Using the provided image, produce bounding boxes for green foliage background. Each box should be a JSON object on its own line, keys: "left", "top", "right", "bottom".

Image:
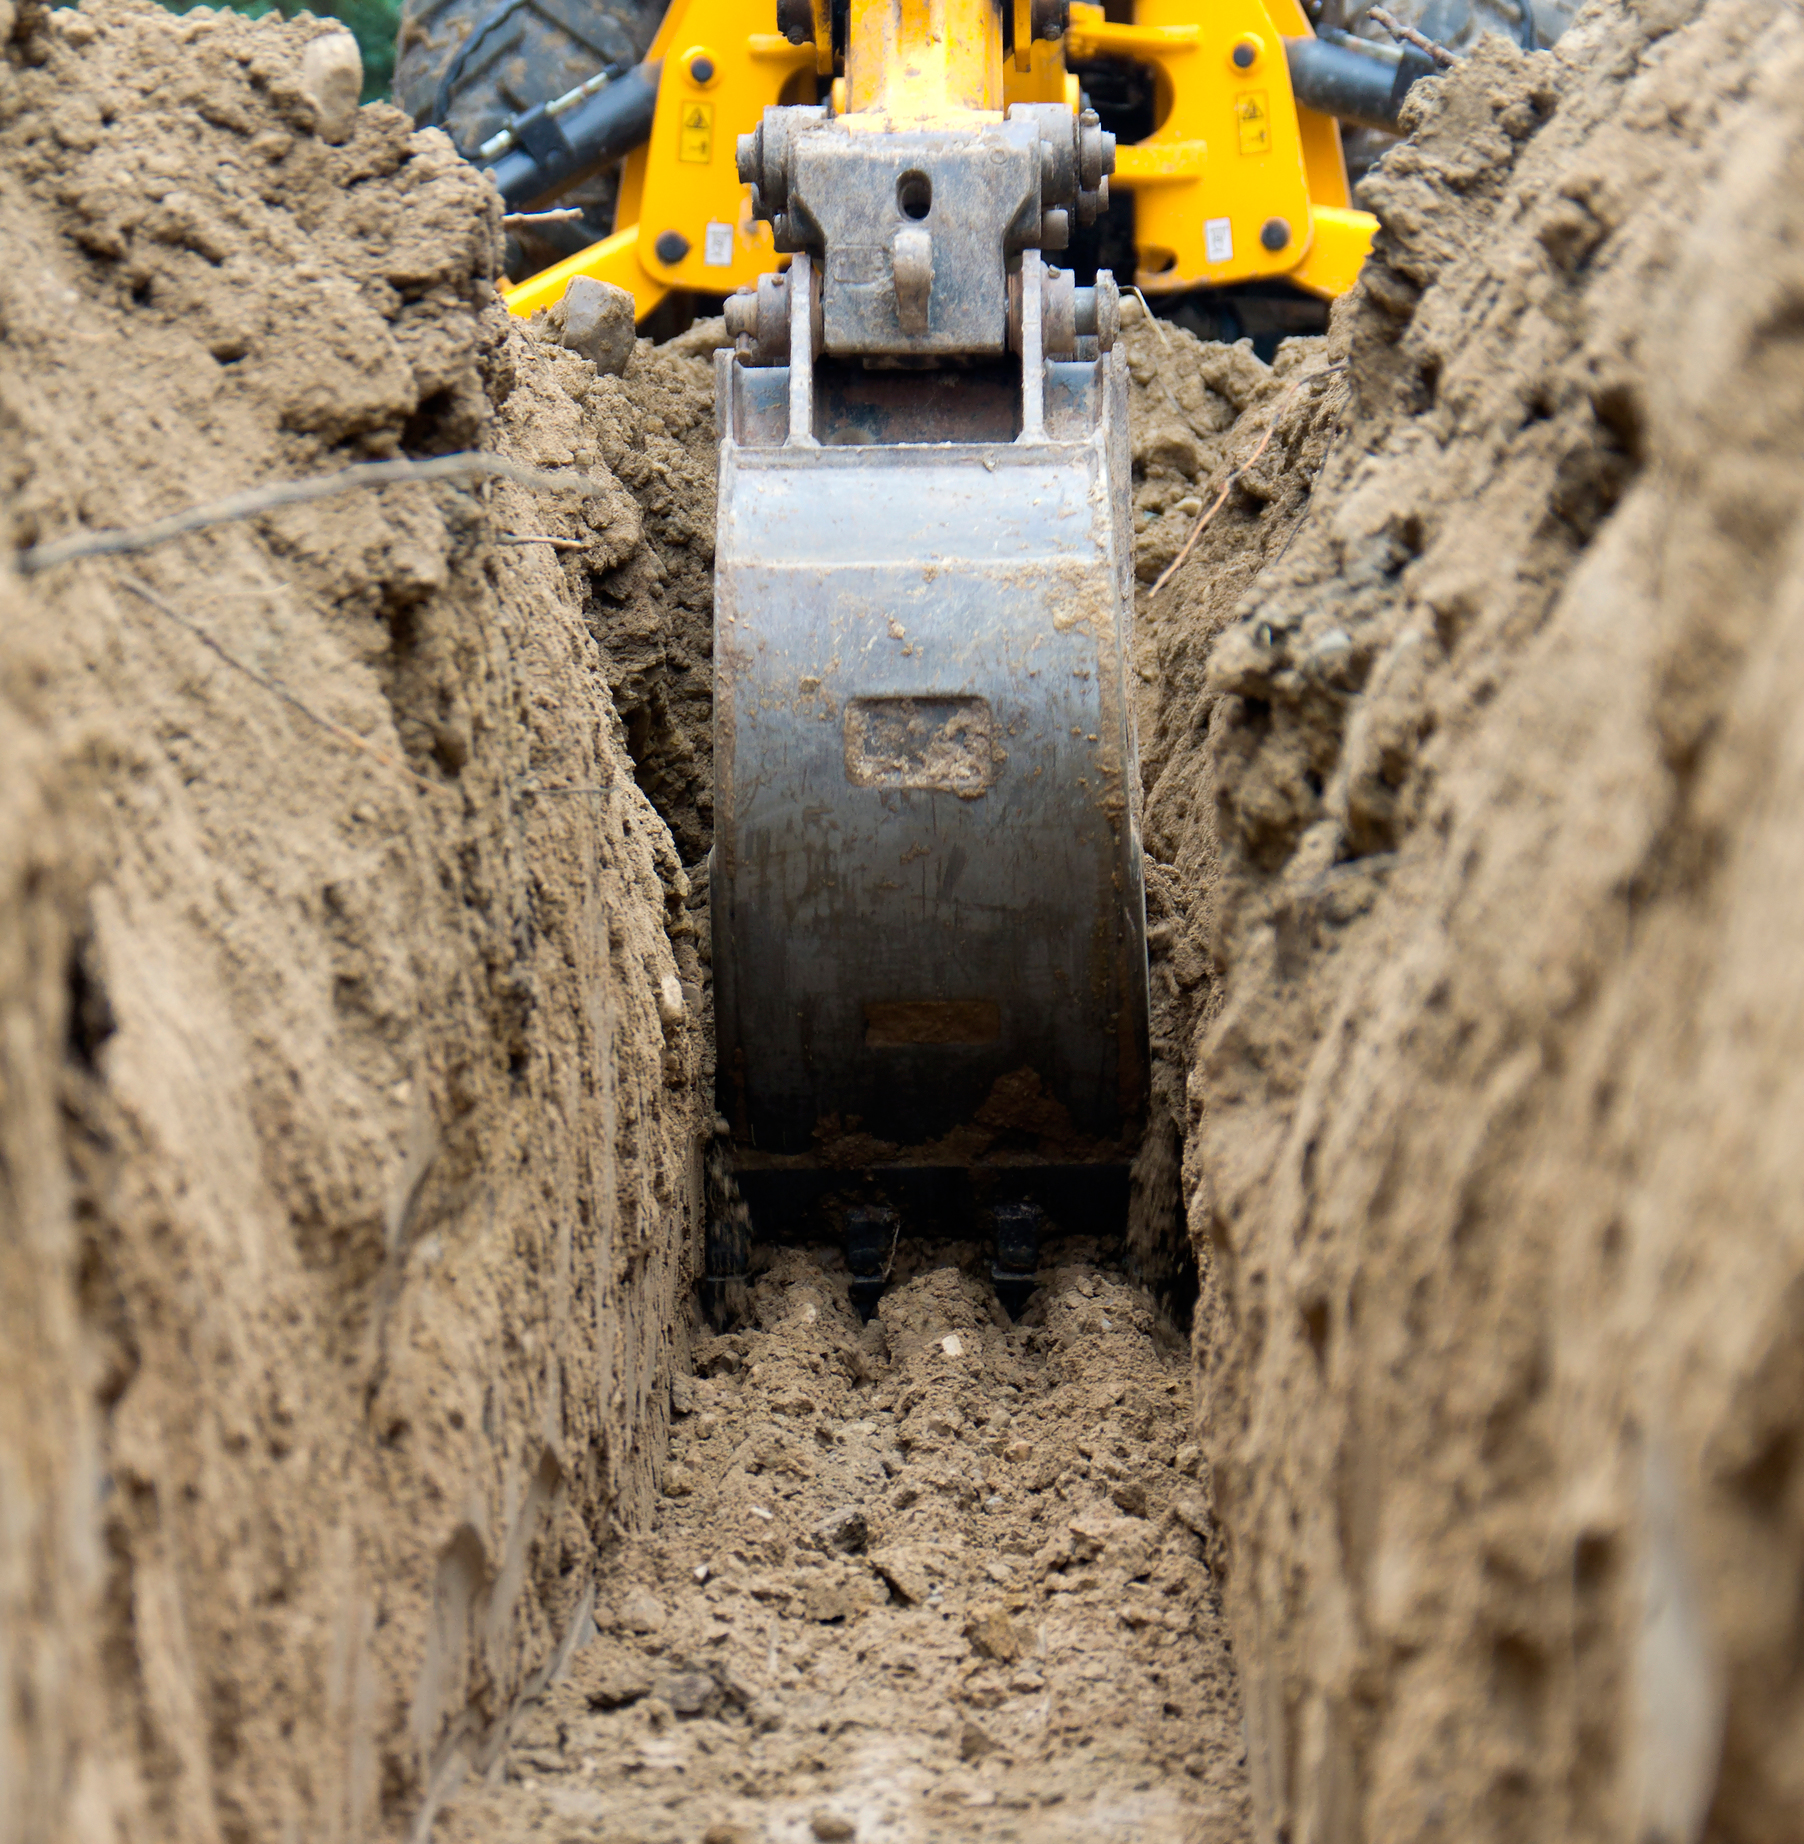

{"left": 153, "top": 0, "right": 402, "bottom": 101}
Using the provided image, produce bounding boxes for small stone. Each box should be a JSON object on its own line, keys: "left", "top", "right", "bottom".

{"left": 702, "top": 1826, "right": 753, "bottom": 1844}
{"left": 1174, "top": 1443, "right": 1202, "bottom": 1478}
{"left": 869, "top": 1547, "right": 930, "bottom": 1606}
{"left": 940, "top": 1333, "right": 965, "bottom": 1357}
{"left": 1109, "top": 1478, "right": 1148, "bottom": 1517}
{"left": 1171, "top": 1492, "right": 1210, "bottom": 1538}
{"left": 813, "top": 1505, "right": 869, "bottom": 1554}
{"left": 809, "top": 1810, "right": 856, "bottom": 1841}
{"left": 656, "top": 970, "right": 685, "bottom": 1027}
{"left": 299, "top": 32, "right": 362, "bottom": 145}
{"left": 662, "top": 1463, "right": 695, "bottom": 1498}
{"left": 619, "top": 1586, "right": 666, "bottom": 1634}
{"left": 670, "top": 1375, "right": 696, "bottom": 1415}
{"left": 556, "top": 276, "right": 637, "bottom": 375}
{"left": 694, "top": 1562, "right": 711, "bottom": 1584}
{"left": 963, "top": 1604, "right": 1024, "bottom": 1663}
{"left": 959, "top": 1720, "right": 1001, "bottom": 1761}
{"left": 571, "top": 1645, "right": 652, "bottom": 1710}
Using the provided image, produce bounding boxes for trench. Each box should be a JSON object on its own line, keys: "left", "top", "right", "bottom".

{"left": 430, "top": 1239, "right": 1247, "bottom": 1844}
{"left": 414, "top": 294, "right": 1264, "bottom": 1840}
{"left": 14, "top": 7, "right": 1804, "bottom": 1838}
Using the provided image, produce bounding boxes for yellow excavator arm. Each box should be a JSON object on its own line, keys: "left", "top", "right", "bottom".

{"left": 499, "top": 0, "right": 1379, "bottom": 322}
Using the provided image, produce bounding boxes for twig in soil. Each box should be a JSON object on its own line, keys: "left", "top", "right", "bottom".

{"left": 502, "top": 533, "right": 587, "bottom": 549}
{"left": 502, "top": 207, "right": 587, "bottom": 226}
{"left": 1365, "top": 7, "right": 1460, "bottom": 65}
{"left": 512, "top": 767, "right": 613, "bottom": 799}
{"left": 14, "top": 453, "right": 603, "bottom": 576}
{"left": 1123, "top": 285, "right": 1173, "bottom": 355}
{"left": 117, "top": 576, "right": 449, "bottom": 797}
{"left": 1150, "top": 364, "right": 1348, "bottom": 597}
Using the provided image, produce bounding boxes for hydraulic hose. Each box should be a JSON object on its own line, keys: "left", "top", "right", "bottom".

{"left": 1284, "top": 35, "right": 1436, "bottom": 134}
{"left": 483, "top": 59, "right": 662, "bottom": 211}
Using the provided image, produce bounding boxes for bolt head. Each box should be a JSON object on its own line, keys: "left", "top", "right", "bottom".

{"left": 689, "top": 54, "right": 715, "bottom": 82}
{"left": 1232, "top": 39, "right": 1256, "bottom": 67}
{"left": 1260, "top": 217, "right": 1291, "bottom": 252}
{"left": 654, "top": 229, "right": 691, "bottom": 265}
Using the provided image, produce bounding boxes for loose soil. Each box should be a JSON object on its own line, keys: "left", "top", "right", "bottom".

{"left": 434, "top": 1243, "right": 1246, "bottom": 1844}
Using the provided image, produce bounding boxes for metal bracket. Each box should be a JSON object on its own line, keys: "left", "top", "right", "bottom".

{"left": 1019, "top": 247, "right": 1045, "bottom": 442}
{"left": 787, "top": 250, "right": 817, "bottom": 446}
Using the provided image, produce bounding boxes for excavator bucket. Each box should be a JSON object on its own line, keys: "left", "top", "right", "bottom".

{"left": 706, "top": 1, "right": 1150, "bottom": 1312}
{"left": 711, "top": 253, "right": 1149, "bottom": 1289}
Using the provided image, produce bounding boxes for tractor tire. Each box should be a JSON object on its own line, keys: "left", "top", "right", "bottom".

{"left": 395, "top": 0, "right": 662, "bottom": 156}
{"left": 395, "top": 0, "right": 664, "bottom": 279}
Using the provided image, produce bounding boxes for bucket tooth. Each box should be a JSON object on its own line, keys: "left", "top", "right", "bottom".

{"left": 845, "top": 1204, "right": 898, "bottom": 1319}
{"left": 702, "top": 1136, "right": 751, "bottom": 1330}
{"left": 992, "top": 1201, "right": 1044, "bottom": 1320}
{"left": 701, "top": 1210, "right": 750, "bottom": 1331}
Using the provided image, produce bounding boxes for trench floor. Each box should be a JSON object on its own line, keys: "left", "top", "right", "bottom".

{"left": 432, "top": 1241, "right": 1249, "bottom": 1844}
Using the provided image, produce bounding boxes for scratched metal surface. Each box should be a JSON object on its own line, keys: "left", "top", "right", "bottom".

{"left": 712, "top": 349, "right": 1148, "bottom": 1158}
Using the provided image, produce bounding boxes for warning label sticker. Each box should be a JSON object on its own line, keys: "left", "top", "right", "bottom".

{"left": 703, "top": 221, "right": 734, "bottom": 267}
{"left": 678, "top": 101, "right": 713, "bottom": 164}
{"left": 1234, "top": 90, "right": 1270, "bottom": 155}
{"left": 1204, "top": 217, "right": 1233, "bottom": 264}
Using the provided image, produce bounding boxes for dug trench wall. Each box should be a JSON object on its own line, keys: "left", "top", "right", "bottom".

{"left": 0, "top": 2, "right": 721, "bottom": 1836}
{"left": 1140, "top": 4, "right": 1804, "bottom": 1840}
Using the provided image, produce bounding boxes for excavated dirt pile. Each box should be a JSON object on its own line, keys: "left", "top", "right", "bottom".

{"left": 0, "top": 2, "right": 721, "bottom": 1835}
{"left": 1135, "top": 3, "right": 1804, "bottom": 1839}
